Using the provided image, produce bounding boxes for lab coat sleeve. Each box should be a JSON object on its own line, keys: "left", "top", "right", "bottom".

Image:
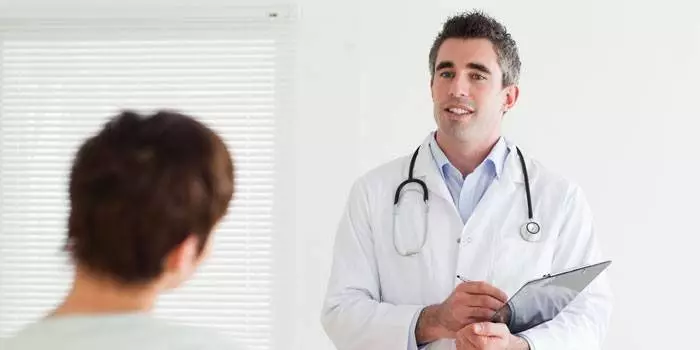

{"left": 518, "top": 185, "right": 614, "bottom": 350}
{"left": 321, "top": 178, "right": 424, "bottom": 350}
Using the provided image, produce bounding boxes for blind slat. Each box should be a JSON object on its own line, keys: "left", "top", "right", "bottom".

{"left": 0, "top": 28, "right": 279, "bottom": 349}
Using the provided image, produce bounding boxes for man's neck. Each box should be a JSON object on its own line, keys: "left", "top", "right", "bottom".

{"left": 50, "top": 267, "right": 160, "bottom": 317}
{"left": 435, "top": 131, "right": 500, "bottom": 176}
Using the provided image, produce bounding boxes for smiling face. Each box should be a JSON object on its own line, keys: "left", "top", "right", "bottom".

{"left": 431, "top": 38, "right": 519, "bottom": 146}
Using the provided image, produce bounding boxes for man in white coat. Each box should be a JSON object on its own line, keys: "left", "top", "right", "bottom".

{"left": 321, "top": 10, "right": 613, "bottom": 350}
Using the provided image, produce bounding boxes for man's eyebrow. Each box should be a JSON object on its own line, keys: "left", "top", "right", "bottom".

{"left": 435, "top": 61, "right": 492, "bottom": 75}
{"left": 466, "top": 62, "right": 492, "bottom": 75}
{"left": 435, "top": 61, "right": 454, "bottom": 71}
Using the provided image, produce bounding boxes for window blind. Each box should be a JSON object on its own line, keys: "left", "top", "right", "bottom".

{"left": 0, "top": 19, "right": 287, "bottom": 350}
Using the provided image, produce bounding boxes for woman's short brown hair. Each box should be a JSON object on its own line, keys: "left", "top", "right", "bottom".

{"left": 66, "top": 110, "right": 234, "bottom": 284}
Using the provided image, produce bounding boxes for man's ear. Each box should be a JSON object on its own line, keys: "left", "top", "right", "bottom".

{"left": 502, "top": 85, "right": 520, "bottom": 114}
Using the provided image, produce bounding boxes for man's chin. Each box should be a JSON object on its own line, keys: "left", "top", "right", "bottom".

{"left": 439, "top": 125, "right": 473, "bottom": 142}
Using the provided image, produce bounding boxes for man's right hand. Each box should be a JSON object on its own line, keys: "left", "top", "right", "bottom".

{"left": 416, "top": 281, "right": 509, "bottom": 345}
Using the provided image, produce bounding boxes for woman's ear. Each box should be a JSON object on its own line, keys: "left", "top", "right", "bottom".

{"left": 166, "top": 235, "right": 200, "bottom": 271}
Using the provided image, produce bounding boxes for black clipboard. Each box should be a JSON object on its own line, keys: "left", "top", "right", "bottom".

{"left": 491, "top": 260, "right": 611, "bottom": 333}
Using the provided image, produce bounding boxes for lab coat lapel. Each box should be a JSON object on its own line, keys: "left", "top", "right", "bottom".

{"left": 455, "top": 142, "right": 525, "bottom": 284}
{"left": 407, "top": 136, "right": 459, "bottom": 297}
{"left": 458, "top": 141, "right": 525, "bottom": 234}
{"left": 411, "top": 135, "right": 455, "bottom": 206}
{"left": 502, "top": 142, "right": 526, "bottom": 184}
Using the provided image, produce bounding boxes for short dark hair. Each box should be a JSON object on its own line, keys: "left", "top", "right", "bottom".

{"left": 429, "top": 10, "right": 521, "bottom": 86}
{"left": 66, "top": 110, "right": 234, "bottom": 284}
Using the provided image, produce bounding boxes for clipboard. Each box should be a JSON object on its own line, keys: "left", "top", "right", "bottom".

{"left": 491, "top": 260, "right": 611, "bottom": 333}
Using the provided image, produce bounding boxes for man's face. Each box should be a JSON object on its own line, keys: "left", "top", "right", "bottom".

{"left": 431, "top": 38, "right": 518, "bottom": 145}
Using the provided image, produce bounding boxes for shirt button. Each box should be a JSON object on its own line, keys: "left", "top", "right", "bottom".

{"left": 456, "top": 238, "right": 461, "bottom": 244}
{"left": 466, "top": 237, "right": 473, "bottom": 244}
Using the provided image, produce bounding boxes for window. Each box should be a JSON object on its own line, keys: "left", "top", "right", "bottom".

{"left": 0, "top": 15, "right": 291, "bottom": 350}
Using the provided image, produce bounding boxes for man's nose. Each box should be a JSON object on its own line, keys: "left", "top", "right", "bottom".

{"left": 448, "top": 75, "right": 469, "bottom": 98}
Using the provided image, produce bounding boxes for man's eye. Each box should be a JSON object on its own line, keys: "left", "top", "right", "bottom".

{"left": 439, "top": 71, "right": 455, "bottom": 79}
{"left": 470, "top": 73, "right": 486, "bottom": 80}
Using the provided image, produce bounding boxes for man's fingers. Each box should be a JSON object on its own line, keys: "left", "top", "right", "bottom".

{"left": 456, "top": 323, "right": 511, "bottom": 350}
{"left": 456, "top": 281, "right": 509, "bottom": 303}
{"left": 454, "top": 293, "right": 505, "bottom": 311}
{"left": 456, "top": 326, "right": 487, "bottom": 349}
{"left": 471, "top": 322, "right": 510, "bottom": 338}
{"left": 469, "top": 294, "right": 506, "bottom": 311}
{"left": 452, "top": 306, "right": 496, "bottom": 322}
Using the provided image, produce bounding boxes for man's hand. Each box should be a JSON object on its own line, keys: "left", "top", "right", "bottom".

{"left": 416, "top": 281, "right": 509, "bottom": 344}
{"left": 435, "top": 281, "right": 509, "bottom": 331}
{"left": 455, "top": 322, "right": 529, "bottom": 350}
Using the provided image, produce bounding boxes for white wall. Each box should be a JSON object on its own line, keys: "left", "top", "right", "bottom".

{"left": 1, "top": 0, "right": 699, "bottom": 349}
{"left": 294, "top": 1, "right": 700, "bottom": 349}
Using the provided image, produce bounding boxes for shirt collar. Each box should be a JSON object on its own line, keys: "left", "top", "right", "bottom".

{"left": 428, "top": 132, "right": 509, "bottom": 179}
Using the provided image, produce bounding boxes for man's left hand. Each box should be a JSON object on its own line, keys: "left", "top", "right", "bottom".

{"left": 455, "top": 322, "right": 529, "bottom": 350}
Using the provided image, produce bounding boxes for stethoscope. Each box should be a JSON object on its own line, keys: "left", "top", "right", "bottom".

{"left": 392, "top": 145, "right": 542, "bottom": 256}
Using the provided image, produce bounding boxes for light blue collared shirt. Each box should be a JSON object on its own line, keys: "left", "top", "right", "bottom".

{"left": 428, "top": 133, "right": 509, "bottom": 224}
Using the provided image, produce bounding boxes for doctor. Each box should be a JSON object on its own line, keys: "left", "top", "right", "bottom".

{"left": 321, "top": 10, "right": 612, "bottom": 350}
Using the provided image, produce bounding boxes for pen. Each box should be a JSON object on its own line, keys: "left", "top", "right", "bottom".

{"left": 456, "top": 275, "right": 470, "bottom": 283}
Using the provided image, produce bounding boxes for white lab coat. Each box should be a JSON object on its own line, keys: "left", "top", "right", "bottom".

{"left": 321, "top": 135, "right": 613, "bottom": 350}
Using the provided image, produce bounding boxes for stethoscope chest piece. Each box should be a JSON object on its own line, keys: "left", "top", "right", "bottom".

{"left": 520, "top": 220, "right": 542, "bottom": 242}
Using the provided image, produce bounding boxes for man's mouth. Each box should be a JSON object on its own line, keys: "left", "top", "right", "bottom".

{"left": 443, "top": 104, "right": 475, "bottom": 117}
{"left": 445, "top": 107, "right": 470, "bottom": 115}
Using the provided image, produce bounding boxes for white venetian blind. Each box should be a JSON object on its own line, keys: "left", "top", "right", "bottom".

{"left": 0, "top": 18, "right": 288, "bottom": 350}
